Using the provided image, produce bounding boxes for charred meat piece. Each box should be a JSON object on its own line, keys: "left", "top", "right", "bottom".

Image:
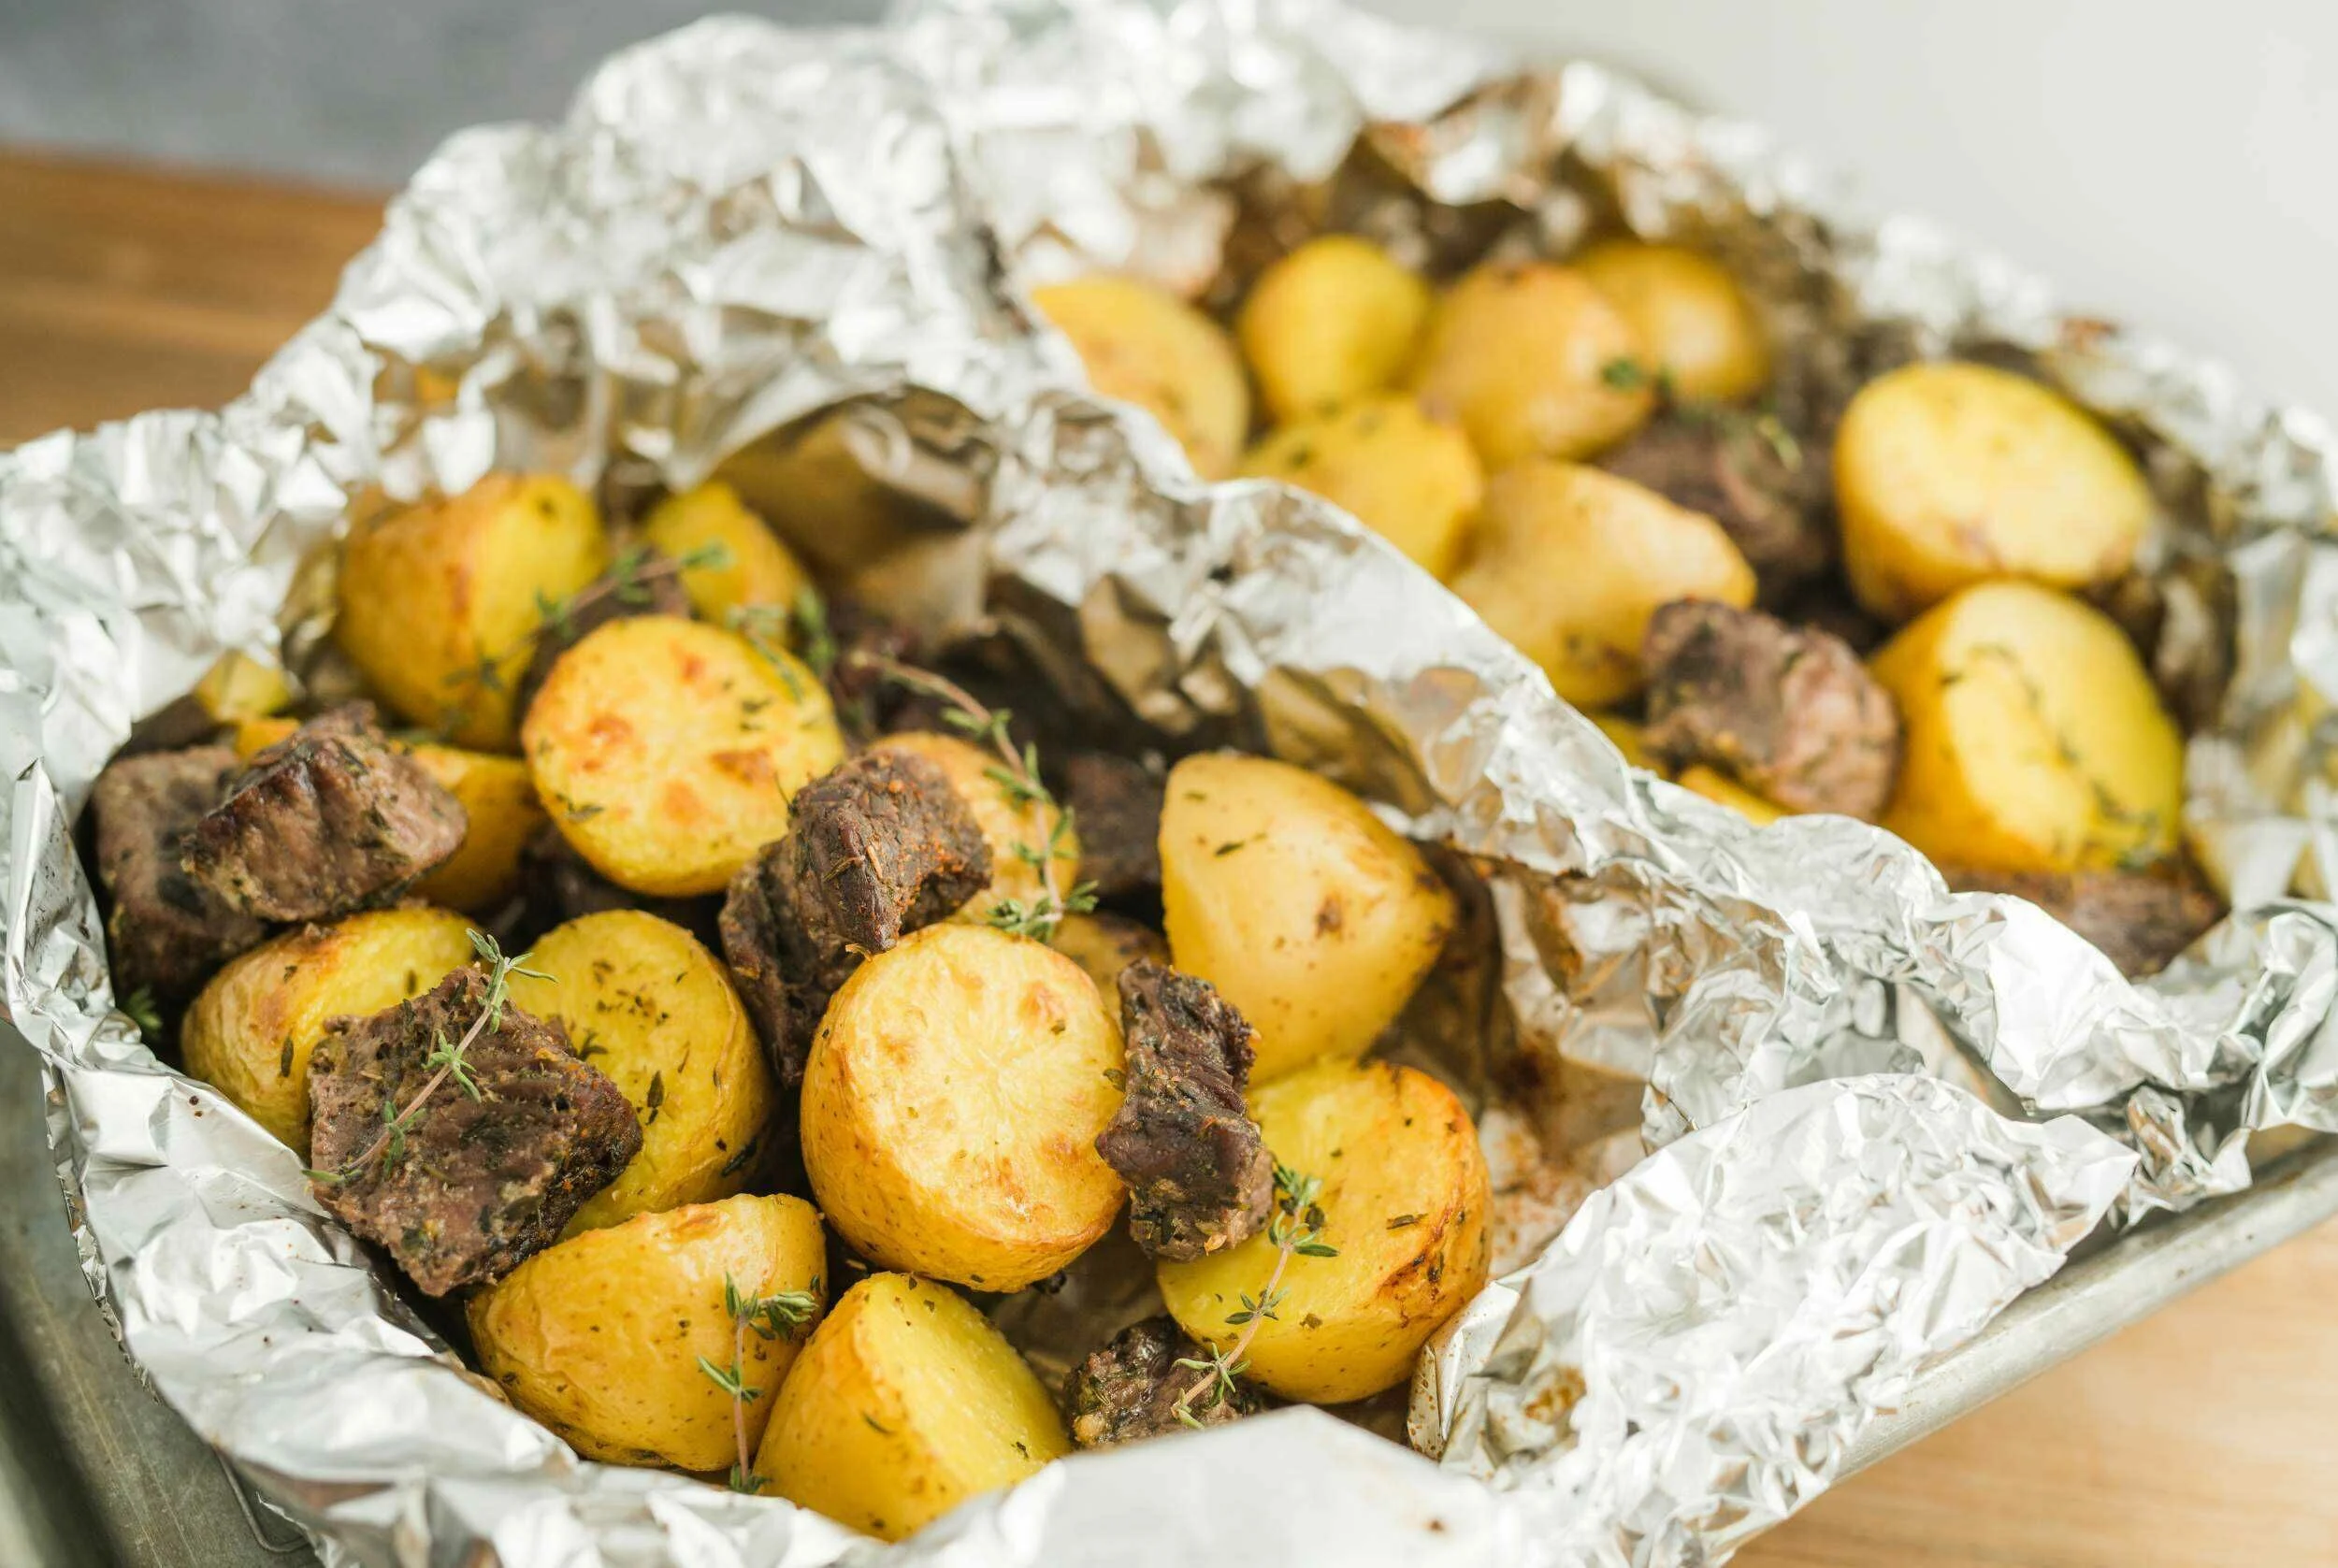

{"left": 1945, "top": 863, "right": 2223, "bottom": 979}
{"left": 514, "top": 549, "right": 691, "bottom": 715}
{"left": 1095, "top": 960, "right": 1273, "bottom": 1262}
{"left": 90, "top": 746, "right": 271, "bottom": 1002}
{"left": 1597, "top": 411, "right": 1833, "bottom": 599}
{"left": 1641, "top": 599, "right": 1901, "bottom": 821}
{"left": 1064, "top": 752, "right": 1164, "bottom": 902}
{"left": 182, "top": 704, "right": 466, "bottom": 922}
{"left": 307, "top": 967, "right": 640, "bottom": 1295}
{"left": 720, "top": 749, "right": 991, "bottom": 1084}
{"left": 1062, "top": 1314, "right": 1264, "bottom": 1447}
{"left": 821, "top": 600, "right": 945, "bottom": 740}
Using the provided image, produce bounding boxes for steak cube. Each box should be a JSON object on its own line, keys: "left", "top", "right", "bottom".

{"left": 1061, "top": 1314, "right": 1264, "bottom": 1447}
{"left": 90, "top": 746, "right": 270, "bottom": 1002}
{"left": 1064, "top": 752, "right": 1164, "bottom": 902}
{"left": 1598, "top": 412, "right": 1834, "bottom": 599}
{"left": 1945, "top": 863, "right": 2223, "bottom": 979}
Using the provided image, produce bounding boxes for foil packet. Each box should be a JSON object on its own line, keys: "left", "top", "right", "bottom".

{"left": 2, "top": 2, "right": 2333, "bottom": 1564}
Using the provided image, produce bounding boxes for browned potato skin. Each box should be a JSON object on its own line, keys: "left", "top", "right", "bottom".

{"left": 1575, "top": 240, "right": 1770, "bottom": 404}
{"left": 1031, "top": 275, "right": 1251, "bottom": 480}
{"left": 1238, "top": 395, "right": 1485, "bottom": 580}
{"left": 1237, "top": 235, "right": 1432, "bottom": 424}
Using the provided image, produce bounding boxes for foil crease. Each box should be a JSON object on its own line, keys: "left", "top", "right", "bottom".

{"left": 0, "top": 2, "right": 2331, "bottom": 1564}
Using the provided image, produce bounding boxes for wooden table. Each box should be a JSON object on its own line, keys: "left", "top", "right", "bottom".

{"left": 5, "top": 149, "right": 2335, "bottom": 1566}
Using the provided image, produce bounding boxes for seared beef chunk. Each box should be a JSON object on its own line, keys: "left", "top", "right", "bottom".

{"left": 90, "top": 746, "right": 270, "bottom": 1001}
{"left": 821, "top": 601, "right": 944, "bottom": 740}
{"left": 1062, "top": 1315, "right": 1263, "bottom": 1447}
{"left": 1095, "top": 960, "right": 1273, "bottom": 1261}
{"left": 1641, "top": 599, "right": 1901, "bottom": 821}
{"left": 514, "top": 550, "right": 690, "bottom": 715}
{"left": 1945, "top": 863, "right": 2223, "bottom": 978}
{"left": 182, "top": 704, "right": 465, "bottom": 922}
{"left": 307, "top": 968, "right": 640, "bottom": 1295}
{"left": 1065, "top": 753, "right": 1164, "bottom": 902}
{"left": 720, "top": 750, "right": 991, "bottom": 1084}
{"left": 1598, "top": 412, "right": 1833, "bottom": 599}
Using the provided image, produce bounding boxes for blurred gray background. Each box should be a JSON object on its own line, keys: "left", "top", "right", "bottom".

{"left": 4, "top": 0, "right": 2337, "bottom": 412}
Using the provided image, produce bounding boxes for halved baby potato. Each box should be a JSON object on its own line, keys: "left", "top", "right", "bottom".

{"left": 505, "top": 910, "right": 775, "bottom": 1233}
{"left": 1238, "top": 395, "right": 1485, "bottom": 580}
{"left": 642, "top": 480, "right": 814, "bottom": 624}
{"left": 1236, "top": 235, "right": 1431, "bottom": 424}
{"left": 1031, "top": 274, "right": 1251, "bottom": 480}
{"left": 522, "top": 614, "right": 843, "bottom": 897}
{"left": 870, "top": 731, "right": 1080, "bottom": 921}
{"left": 182, "top": 906, "right": 476, "bottom": 1150}
{"left": 800, "top": 924, "right": 1124, "bottom": 1292}
{"left": 758, "top": 1273, "right": 1068, "bottom": 1542}
{"left": 467, "top": 1194, "right": 826, "bottom": 1472}
{"left": 1161, "top": 753, "right": 1454, "bottom": 1082}
{"left": 1157, "top": 1059, "right": 1491, "bottom": 1404}
{"left": 1574, "top": 239, "right": 1770, "bottom": 404}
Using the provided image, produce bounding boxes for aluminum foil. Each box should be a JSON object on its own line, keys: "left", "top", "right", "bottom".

{"left": 3, "top": 2, "right": 2335, "bottom": 1564}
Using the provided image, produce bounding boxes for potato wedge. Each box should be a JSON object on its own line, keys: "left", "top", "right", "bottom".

{"left": 1676, "top": 765, "right": 1788, "bottom": 826}
{"left": 523, "top": 614, "right": 843, "bottom": 896}
{"left": 182, "top": 906, "right": 476, "bottom": 1150}
{"left": 758, "top": 1273, "right": 1067, "bottom": 1542}
{"left": 1050, "top": 912, "right": 1168, "bottom": 999}
{"left": 1834, "top": 361, "right": 2153, "bottom": 621}
{"left": 1445, "top": 459, "right": 1756, "bottom": 706}
{"left": 1407, "top": 261, "right": 1652, "bottom": 468}
{"left": 1238, "top": 395, "right": 1484, "bottom": 579}
{"left": 336, "top": 474, "right": 610, "bottom": 751}
{"left": 505, "top": 910, "right": 775, "bottom": 1233}
{"left": 1031, "top": 275, "right": 1250, "bottom": 480}
{"left": 642, "top": 480, "right": 814, "bottom": 623}
{"left": 1161, "top": 753, "right": 1454, "bottom": 1082}
{"left": 467, "top": 1194, "right": 825, "bottom": 1472}
{"left": 870, "top": 731, "right": 1079, "bottom": 921}
{"left": 1158, "top": 1059, "right": 1490, "bottom": 1403}
{"left": 1869, "top": 580, "right": 2182, "bottom": 873}
{"left": 1237, "top": 235, "right": 1431, "bottom": 424}
{"left": 1574, "top": 240, "right": 1769, "bottom": 404}
{"left": 800, "top": 924, "right": 1124, "bottom": 1291}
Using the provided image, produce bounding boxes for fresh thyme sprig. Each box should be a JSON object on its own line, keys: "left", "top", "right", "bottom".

{"left": 306, "top": 930, "right": 550, "bottom": 1186}
{"left": 727, "top": 587, "right": 840, "bottom": 708}
{"left": 700, "top": 1272, "right": 821, "bottom": 1493}
{"left": 120, "top": 985, "right": 164, "bottom": 1043}
{"left": 1171, "top": 1162, "right": 1338, "bottom": 1429}
{"left": 846, "top": 653, "right": 1097, "bottom": 942}
{"left": 1601, "top": 354, "right": 1803, "bottom": 473}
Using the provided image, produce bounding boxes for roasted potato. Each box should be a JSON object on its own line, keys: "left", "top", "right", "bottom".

{"left": 758, "top": 1273, "right": 1068, "bottom": 1542}
{"left": 504, "top": 910, "right": 775, "bottom": 1233}
{"left": 1050, "top": 912, "right": 1169, "bottom": 999}
{"left": 1834, "top": 361, "right": 2154, "bottom": 621}
{"left": 1675, "top": 765, "right": 1788, "bottom": 826}
{"left": 523, "top": 614, "right": 843, "bottom": 897}
{"left": 193, "top": 651, "right": 292, "bottom": 725}
{"left": 1236, "top": 235, "right": 1431, "bottom": 424}
{"left": 1574, "top": 240, "right": 1769, "bottom": 404}
{"left": 1157, "top": 1059, "right": 1490, "bottom": 1403}
{"left": 642, "top": 480, "right": 815, "bottom": 624}
{"left": 1869, "top": 580, "right": 2182, "bottom": 873}
{"left": 467, "top": 1194, "right": 825, "bottom": 1472}
{"left": 1160, "top": 753, "right": 1454, "bottom": 1083}
{"left": 336, "top": 474, "right": 610, "bottom": 751}
{"left": 1445, "top": 459, "right": 1756, "bottom": 706}
{"left": 1407, "top": 260, "right": 1652, "bottom": 468}
{"left": 800, "top": 924, "right": 1124, "bottom": 1291}
{"left": 182, "top": 906, "right": 476, "bottom": 1150}
{"left": 1030, "top": 275, "right": 1250, "bottom": 480}
{"left": 870, "top": 731, "right": 1079, "bottom": 920}
{"left": 1238, "top": 395, "right": 1484, "bottom": 579}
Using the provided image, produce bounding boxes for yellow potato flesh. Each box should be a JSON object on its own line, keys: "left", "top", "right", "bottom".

{"left": 758, "top": 1273, "right": 1068, "bottom": 1542}
{"left": 800, "top": 924, "right": 1125, "bottom": 1291}
{"left": 870, "top": 732, "right": 1078, "bottom": 920}
{"left": 1031, "top": 275, "right": 1251, "bottom": 480}
{"left": 1157, "top": 1059, "right": 1490, "bottom": 1404}
{"left": 1236, "top": 235, "right": 1432, "bottom": 424}
{"left": 642, "top": 480, "right": 814, "bottom": 623}
{"left": 1048, "top": 912, "right": 1168, "bottom": 1000}
{"left": 407, "top": 744, "right": 546, "bottom": 912}
{"left": 1676, "top": 765, "right": 1789, "bottom": 826}
{"left": 505, "top": 910, "right": 775, "bottom": 1233}
{"left": 467, "top": 1194, "right": 825, "bottom": 1472}
{"left": 1239, "top": 395, "right": 1485, "bottom": 580}
{"left": 1161, "top": 753, "right": 1454, "bottom": 1082}
{"left": 1574, "top": 239, "right": 1770, "bottom": 404}
{"left": 193, "top": 651, "right": 292, "bottom": 725}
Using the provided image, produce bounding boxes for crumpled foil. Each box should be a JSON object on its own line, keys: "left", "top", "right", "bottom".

{"left": 3, "top": 1, "right": 2335, "bottom": 1564}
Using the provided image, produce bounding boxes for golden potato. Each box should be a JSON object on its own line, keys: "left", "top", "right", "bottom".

{"left": 758, "top": 1273, "right": 1067, "bottom": 1542}
{"left": 1834, "top": 361, "right": 2153, "bottom": 621}
{"left": 870, "top": 732, "right": 1079, "bottom": 921}
{"left": 505, "top": 910, "right": 775, "bottom": 1233}
{"left": 407, "top": 744, "right": 546, "bottom": 913}
{"left": 1158, "top": 1059, "right": 1490, "bottom": 1404}
{"left": 1447, "top": 460, "right": 1755, "bottom": 706}
{"left": 1574, "top": 240, "right": 1770, "bottom": 404}
{"left": 714, "top": 413, "right": 922, "bottom": 580}
{"left": 800, "top": 925, "right": 1124, "bottom": 1291}
{"left": 1407, "top": 261, "right": 1652, "bottom": 468}
{"left": 1031, "top": 275, "right": 1250, "bottom": 480}
{"left": 1587, "top": 712, "right": 1659, "bottom": 771}
{"left": 523, "top": 615, "right": 843, "bottom": 897}
{"left": 193, "top": 651, "right": 291, "bottom": 725}
{"left": 1236, "top": 235, "right": 1431, "bottom": 424}
{"left": 642, "top": 480, "right": 814, "bottom": 623}
{"left": 182, "top": 907, "right": 475, "bottom": 1150}
{"left": 1676, "top": 765, "right": 1788, "bottom": 826}
{"left": 1050, "top": 912, "right": 1168, "bottom": 999}
{"left": 336, "top": 474, "right": 610, "bottom": 751}
{"left": 1238, "top": 396, "right": 1484, "bottom": 579}
{"left": 1161, "top": 753, "right": 1454, "bottom": 1083}
{"left": 230, "top": 715, "right": 298, "bottom": 758}
{"left": 468, "top": 1195, "right": 825, "bottom": 1472}
{"left": 1870, "top": 580, "right": 2182, "bottom": 874}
